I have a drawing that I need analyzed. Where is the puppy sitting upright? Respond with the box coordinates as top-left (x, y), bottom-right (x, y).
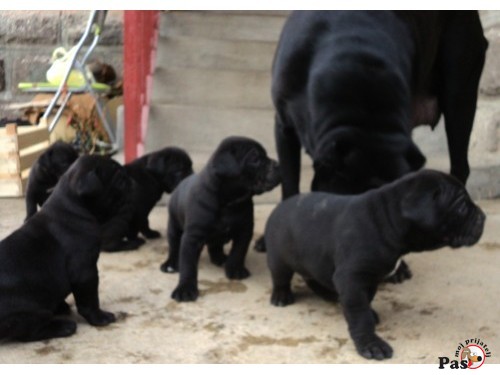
top-left (161, 136), bottom-right (281, 302)
top-left (101, 147), bottom-right (193, 252)
top-left (25, 141), bottom-right (79, 220)
top-left (0, 155), bottom-right (132, 342)
top-left (265, 170), bottom-right (485, 360)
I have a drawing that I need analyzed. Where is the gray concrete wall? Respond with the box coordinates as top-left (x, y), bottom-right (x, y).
top-left (3, 10), bottom-right (499, 198)
top-left (0, 10), bottom-right (123, 114)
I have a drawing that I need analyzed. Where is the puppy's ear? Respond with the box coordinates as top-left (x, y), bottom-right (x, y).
top-left (38, 148), bottom-right (53, 169)
top-left (211, 150), bottom-right (240, 177)
top-left (75, 170), bottom-right (103, 197)
top-left (401, 182), bottom-right (441, 223)
top-left (145, 154), bottom-right (164, 172)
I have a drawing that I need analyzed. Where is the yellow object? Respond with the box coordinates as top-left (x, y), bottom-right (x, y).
top-left (46, 47), bottom-right (90, 86)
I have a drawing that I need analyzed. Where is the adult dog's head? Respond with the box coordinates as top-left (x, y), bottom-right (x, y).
top-left (37, 141), bottom-right (79, 179)
top-left (399, 170), bottom-right (485, 252)
top-left (210, 136), bottom-right (281, 198)
top-left (57, 155), bottom-right (133, 223)
top-left (142, 147), bottom-right (194, 193)
top-left (312, 127), bottom-right (426, 194)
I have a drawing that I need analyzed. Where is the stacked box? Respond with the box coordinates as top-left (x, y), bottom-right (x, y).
top-left (0, 123), bottom-right (49, 197)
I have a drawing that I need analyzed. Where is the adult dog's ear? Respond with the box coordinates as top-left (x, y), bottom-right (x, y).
top-left (211, 150), bottom-right (240, 178)
top-left (74, 170), bottom-right (103, 197)
top-left (313, 137), bottom-right (363, 177)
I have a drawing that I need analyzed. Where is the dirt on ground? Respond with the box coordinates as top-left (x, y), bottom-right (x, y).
top-left (0, 197), bottom-right (499, 364)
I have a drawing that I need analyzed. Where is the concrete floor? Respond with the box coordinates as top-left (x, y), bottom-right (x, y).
top-left (0, 195), bottom-right (499, 364)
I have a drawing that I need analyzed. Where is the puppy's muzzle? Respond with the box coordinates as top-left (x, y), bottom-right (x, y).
top-left (254, 160), bottom-right (281, 194)
top-left (449, 208), bottom-right (486, 248)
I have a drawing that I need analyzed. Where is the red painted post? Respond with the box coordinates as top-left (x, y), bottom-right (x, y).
top-left (123, 10), bottom-right (160, 163)
top-left (124, 11), bottom-right (140, 163)
top-left (137, 11), bottom-right (145, 159)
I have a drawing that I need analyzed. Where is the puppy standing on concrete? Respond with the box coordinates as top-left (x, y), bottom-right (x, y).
top-left (265, 170), bottom-right (485, 360)
top-left (161, 136), bottom-right (281, 302)
top-left (0, 155), bottom-right (132, 342)
top-left (101, 147), bottom-right (193, 252)
top-left (25, 141), bottom-right (79, 220)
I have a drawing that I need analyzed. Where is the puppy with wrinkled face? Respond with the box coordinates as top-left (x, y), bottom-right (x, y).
top-left (265, 170), bottom-right (485, 360)
top-left (25, 141), bottom-right (79, 220)
top-left (161, 136), bottom-right (281, 302)
top-left (101, 147), bottom-right (193, 252)
top-left (0, 155), bottom-right (132, 342)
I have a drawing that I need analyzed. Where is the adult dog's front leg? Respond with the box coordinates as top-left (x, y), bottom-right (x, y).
top-left (275, 114), bottom-right (301, 200)
top-left (439, 11), bottom-right (487, 184)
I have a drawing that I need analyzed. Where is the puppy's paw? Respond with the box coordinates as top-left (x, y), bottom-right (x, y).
top-left (142, 229), bottom-right (161, 239)
top-left (40, 319), bottom-right (77, 340)
top-left (271, 287), bottom-right (295, 307)
top-left (355, 336), bottom-right (393, 360)
top-left (80, 309), bottom-right (116, 326)
top-left (102, 238), bottom-right (144, 252)
top-left (51, 319), bottom-right (77, 338)
top-left (124, 238), bottom-right (146, 250)
top-left (253, 236), bottom-right (266, 253)
top-left (54, 301), bottom-right (71, 315)
top-left (384, 260), bottom-right (412, 284)
top-left (171, 284), bottom-right (199, 302)
top-left (210, 253), bottom-right (228, 267)
top-left (225, 266), bottom-right (250, 280)
top-left (160, 259), bottom-right (178, 273)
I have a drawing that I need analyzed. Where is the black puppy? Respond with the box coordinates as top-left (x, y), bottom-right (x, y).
top-left (0, 155), bottom-right (132, 342)
top-left (101, 147), bottom-right (193, 252)
top-left (25, 141), bottom-right (79, 220)
top-left (272, 11), bottom-right (487, 196)
top-left (265, 170), bottom-right (485, 360)
top-left (161, 136), bottom-right (281, 302)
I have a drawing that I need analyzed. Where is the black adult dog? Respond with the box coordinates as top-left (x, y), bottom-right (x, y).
top-left (269, 10), bottom-right (488, 280)
top-left (101, 147), bottom-right (193, 252)
top-left (161, 136), bottom-right (281, 302)
top-left (273, 11), bottom-right (487, 195)
top-left (25, 141), bottom-right (79, 220)
top-left (0, 155), bottom-right (132, 342)
top-left (264, 170), bottom-right (485, 360)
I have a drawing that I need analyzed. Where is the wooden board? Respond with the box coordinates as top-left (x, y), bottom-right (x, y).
top-left (0, 123), bottom-right (49, 197)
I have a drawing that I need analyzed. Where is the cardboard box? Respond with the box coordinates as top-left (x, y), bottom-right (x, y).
top-left (26, 93), bottom-right (116, 145)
